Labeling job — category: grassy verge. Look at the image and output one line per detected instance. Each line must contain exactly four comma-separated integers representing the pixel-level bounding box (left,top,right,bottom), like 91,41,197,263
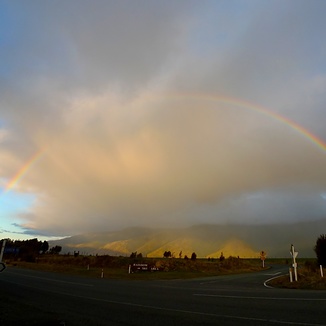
267,262,326,290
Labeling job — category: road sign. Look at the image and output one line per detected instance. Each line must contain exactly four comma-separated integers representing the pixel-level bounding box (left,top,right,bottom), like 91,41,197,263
130,263,160,272
260,251,267,268
0,262,6,272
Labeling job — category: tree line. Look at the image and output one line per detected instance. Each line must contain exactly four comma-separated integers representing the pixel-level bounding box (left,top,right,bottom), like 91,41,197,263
129,234,326,266
0,238,62,262
2,234,326,266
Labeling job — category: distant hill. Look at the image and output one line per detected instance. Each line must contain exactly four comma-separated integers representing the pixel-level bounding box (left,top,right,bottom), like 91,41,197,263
49,220,326,258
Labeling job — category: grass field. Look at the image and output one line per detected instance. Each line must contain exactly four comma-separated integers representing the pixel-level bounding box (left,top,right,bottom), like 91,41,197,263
6,255,268,280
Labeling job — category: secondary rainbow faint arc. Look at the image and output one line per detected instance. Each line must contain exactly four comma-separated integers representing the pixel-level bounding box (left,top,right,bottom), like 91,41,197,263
167,92,326,153
3,149,45,194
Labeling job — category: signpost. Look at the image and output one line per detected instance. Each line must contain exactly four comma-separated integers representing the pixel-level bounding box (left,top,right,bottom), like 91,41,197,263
0,239,6,272
129,263,160,273
290,244,298,282
0,239,6,262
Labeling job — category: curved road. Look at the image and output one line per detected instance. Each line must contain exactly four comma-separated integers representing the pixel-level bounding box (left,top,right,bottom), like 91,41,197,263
1,264,326,325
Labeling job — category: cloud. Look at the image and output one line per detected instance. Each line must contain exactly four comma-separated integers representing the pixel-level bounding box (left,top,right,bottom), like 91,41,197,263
1,1,326,237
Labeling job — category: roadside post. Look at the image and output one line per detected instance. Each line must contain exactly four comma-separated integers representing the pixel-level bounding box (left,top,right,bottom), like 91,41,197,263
320,265,324,278
0,239,6,262
290,244,298,282
260,251,266,268
0,239,7,273
289,268,293,282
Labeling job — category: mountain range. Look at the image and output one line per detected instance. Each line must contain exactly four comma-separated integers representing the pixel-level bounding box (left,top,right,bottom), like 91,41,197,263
49,220,326,258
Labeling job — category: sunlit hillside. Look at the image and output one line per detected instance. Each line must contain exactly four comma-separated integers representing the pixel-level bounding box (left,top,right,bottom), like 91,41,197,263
48,221,326,258
207,238,260,259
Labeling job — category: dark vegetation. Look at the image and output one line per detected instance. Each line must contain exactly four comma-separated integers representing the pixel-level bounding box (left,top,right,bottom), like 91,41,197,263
1,238,56,262
314,234,326,267
4,252,265,280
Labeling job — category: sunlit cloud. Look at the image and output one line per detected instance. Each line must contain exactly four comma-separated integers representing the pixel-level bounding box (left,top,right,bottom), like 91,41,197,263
1,0,326,238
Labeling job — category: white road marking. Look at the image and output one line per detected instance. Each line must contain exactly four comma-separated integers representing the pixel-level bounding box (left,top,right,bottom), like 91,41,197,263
194,293,326,301
3,277,325,326
39,290,326,326
264,272,282,276
264,273,287,288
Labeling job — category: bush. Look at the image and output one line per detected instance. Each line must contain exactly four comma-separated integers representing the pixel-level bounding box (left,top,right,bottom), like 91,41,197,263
314,234,326,267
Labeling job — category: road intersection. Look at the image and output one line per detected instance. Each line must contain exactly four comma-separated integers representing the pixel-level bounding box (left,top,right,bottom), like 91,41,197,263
1,264,325,325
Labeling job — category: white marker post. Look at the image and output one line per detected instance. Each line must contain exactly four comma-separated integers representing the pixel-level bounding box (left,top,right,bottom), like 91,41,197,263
260,251,266,268
290,244,298,282
320,265,324,278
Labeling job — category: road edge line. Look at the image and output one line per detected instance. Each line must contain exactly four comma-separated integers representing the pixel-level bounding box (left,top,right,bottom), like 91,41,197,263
264,274,288,288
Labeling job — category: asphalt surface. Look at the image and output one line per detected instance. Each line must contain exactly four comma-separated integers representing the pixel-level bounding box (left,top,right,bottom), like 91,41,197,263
1,264,326,325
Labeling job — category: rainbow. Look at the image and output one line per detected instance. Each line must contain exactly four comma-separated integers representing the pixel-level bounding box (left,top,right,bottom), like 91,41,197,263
166,93,326,152
1,94,325,196
2,149,44,194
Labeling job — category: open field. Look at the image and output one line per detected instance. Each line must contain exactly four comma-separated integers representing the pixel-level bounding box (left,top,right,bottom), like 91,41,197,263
5,255,268,280
5,255,326,288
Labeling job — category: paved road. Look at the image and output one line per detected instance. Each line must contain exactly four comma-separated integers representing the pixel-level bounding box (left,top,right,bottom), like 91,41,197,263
1,264,326,325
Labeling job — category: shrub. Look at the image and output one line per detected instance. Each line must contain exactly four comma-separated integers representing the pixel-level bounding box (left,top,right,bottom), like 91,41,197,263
314,234,326,267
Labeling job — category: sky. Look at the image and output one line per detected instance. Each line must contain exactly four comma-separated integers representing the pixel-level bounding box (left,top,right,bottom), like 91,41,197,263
1,0,326,240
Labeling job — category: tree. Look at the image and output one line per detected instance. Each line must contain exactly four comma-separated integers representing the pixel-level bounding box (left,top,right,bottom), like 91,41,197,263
49,245,62,255
40,241,49,254
130,251,137,258
191,252,197,260
314,234,326,266
163,251,172,258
